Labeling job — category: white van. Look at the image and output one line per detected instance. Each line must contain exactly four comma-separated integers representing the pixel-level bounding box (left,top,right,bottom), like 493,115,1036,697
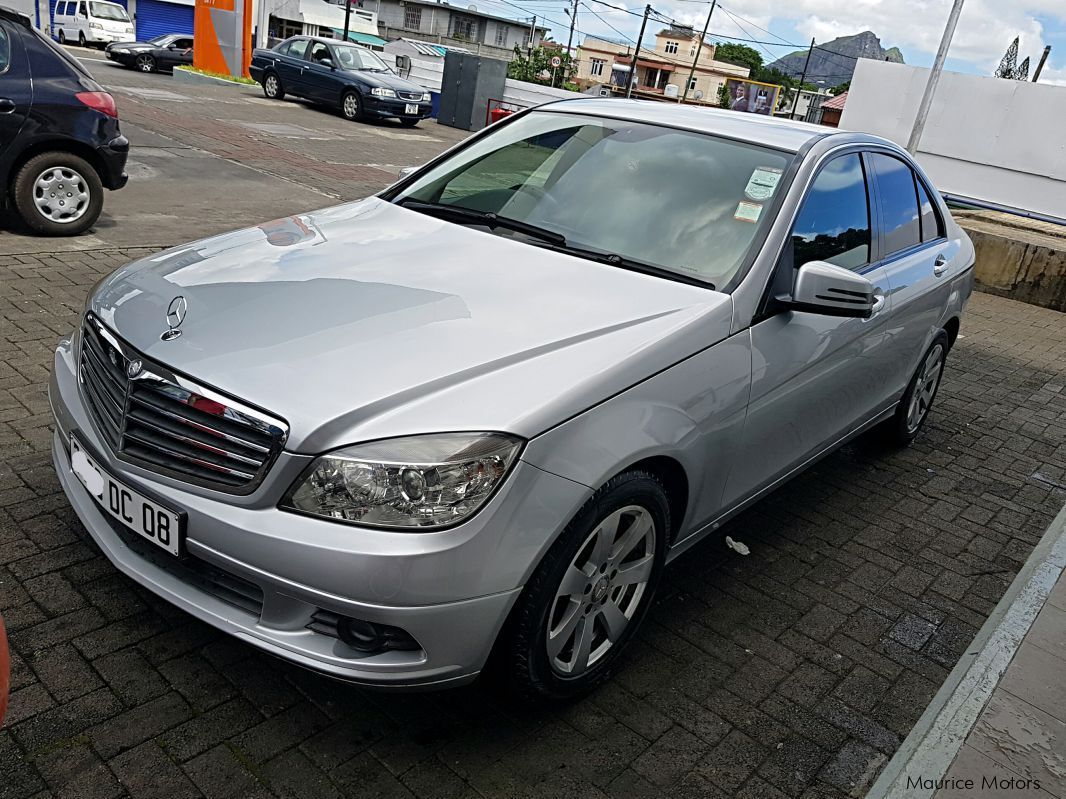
53,0,134,47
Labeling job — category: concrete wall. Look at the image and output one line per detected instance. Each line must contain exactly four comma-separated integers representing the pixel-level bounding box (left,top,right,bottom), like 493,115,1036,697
841,60,1066,221
956,211,1066,312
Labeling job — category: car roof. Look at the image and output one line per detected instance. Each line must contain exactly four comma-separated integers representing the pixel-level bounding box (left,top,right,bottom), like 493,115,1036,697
539,98,840,154
0,5,32,25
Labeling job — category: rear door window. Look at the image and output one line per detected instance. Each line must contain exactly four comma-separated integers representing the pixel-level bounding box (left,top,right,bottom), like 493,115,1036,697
870,153,921,256
915,179,943,242
790,153,871,271
287,38,309,60
0,25,9,74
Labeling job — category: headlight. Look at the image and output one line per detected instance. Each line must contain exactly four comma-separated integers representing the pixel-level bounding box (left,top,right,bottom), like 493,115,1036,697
370,87,397,98
114,47,129,53
281,432,523,529
89,21,103,28
421,92,431,101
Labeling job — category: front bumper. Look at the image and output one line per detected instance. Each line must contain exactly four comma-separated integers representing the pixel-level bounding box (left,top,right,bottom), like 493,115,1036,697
363,96,433,120
49,335,589,687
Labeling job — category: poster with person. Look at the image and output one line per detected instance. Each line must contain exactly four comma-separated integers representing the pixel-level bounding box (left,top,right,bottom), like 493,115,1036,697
725,78,781,116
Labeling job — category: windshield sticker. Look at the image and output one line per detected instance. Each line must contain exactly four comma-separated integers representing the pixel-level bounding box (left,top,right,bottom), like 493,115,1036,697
734,201,763,223
744,167,783,201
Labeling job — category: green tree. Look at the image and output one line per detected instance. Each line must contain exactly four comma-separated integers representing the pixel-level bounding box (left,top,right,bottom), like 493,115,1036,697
508,46,575,89
713,42,763,73
829,80,850,95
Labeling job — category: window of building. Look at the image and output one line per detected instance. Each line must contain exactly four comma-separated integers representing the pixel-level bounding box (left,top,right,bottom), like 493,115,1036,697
403,5,421,30
451,15,477,40
278,19,303,40
590,58,605,77
664,40,678,54
791,153,871,271
688,76,697,92
869,153,921,256
690,43,697,56
495,25,506,46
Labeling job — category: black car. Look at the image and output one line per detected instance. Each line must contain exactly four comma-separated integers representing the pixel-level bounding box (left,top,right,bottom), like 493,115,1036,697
105,33,193,73
0,6,127,235
250,36,432,126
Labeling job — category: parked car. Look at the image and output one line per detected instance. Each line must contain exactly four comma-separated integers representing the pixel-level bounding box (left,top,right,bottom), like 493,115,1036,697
249,35,432,126
53,0,133,48
49,100,974,698
0,6,128,235
104,33,193,72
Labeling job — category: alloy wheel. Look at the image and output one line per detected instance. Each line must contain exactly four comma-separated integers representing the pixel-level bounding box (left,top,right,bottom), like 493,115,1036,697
545,505,656,676
265,75,279,97
136,54,154,72
906,343,944,433
343,92,360,120
32,166,90,224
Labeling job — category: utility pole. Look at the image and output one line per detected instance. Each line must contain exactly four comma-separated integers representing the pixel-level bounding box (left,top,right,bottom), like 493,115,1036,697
342,0,352,42
681,0,715,103
528,15,537,54
626,4,651,98
565,0,578,57
1033,45,1051,81
907,0,965,152
789,38,814,120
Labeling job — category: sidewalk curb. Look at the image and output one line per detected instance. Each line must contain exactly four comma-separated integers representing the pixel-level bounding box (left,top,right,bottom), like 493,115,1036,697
866,499,1066,799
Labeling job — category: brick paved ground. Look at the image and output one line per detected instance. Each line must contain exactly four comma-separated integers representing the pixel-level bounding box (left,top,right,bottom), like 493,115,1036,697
2,241,1064,798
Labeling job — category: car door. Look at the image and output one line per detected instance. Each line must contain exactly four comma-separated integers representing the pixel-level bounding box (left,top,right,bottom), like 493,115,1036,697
277,38,310,97
173,37,194,66
0,21,31,162
866,152,961,398
302,41,337,103
722,150,896,508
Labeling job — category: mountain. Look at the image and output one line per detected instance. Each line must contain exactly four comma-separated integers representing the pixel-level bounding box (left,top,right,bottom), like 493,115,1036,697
767,31,904,86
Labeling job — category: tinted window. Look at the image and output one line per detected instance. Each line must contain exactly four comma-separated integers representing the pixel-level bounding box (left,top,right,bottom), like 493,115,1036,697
399,112,793,287
915,179,942,242
791,154,870,271
54,1,65,15
871,154,921,255
174,38,193,49
78,1,87,16
287,38,309,59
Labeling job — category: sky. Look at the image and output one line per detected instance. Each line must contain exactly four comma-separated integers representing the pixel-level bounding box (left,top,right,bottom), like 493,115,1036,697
467,0,1066,86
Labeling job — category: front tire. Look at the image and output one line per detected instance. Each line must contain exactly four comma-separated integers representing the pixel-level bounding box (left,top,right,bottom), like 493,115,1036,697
78,31,86,47
58,30,66,44
135,53,156,72
262,71,285,100
881,330,949,447
12,152,103,236
501,470,669,701
341,90,363,121
399,118,420,127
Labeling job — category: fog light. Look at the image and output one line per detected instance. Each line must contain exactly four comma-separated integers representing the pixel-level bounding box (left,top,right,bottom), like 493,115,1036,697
308,609,421,654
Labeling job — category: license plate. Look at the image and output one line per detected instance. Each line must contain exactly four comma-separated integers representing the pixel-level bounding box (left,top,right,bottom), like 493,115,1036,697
69,434,182,556
405,103,419,115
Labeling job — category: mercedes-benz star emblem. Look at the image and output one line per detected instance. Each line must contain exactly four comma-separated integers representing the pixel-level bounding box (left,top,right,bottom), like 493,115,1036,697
161,296,187,341
126,359,143,379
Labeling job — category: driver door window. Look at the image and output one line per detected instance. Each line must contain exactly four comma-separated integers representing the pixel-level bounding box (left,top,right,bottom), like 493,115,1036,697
308,42,331,65
790,153,871,271
78,1,87,16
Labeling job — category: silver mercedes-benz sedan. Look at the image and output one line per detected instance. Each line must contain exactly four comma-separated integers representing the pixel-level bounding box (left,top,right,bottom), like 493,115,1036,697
50,100,974,698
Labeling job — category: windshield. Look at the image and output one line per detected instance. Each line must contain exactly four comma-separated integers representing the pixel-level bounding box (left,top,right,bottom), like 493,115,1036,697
394,112,793,287
332,43,389,71
89,2,130,20
149,34,173,45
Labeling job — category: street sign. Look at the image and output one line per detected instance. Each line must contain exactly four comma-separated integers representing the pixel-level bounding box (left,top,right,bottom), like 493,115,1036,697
550,56,562,67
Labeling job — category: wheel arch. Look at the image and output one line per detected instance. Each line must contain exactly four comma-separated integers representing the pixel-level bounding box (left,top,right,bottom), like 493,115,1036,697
6,139,106,196
943,316,960,349
607,455,689,544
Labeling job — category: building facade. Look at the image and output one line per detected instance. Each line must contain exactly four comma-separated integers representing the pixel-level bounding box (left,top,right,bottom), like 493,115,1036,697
574,28,748,101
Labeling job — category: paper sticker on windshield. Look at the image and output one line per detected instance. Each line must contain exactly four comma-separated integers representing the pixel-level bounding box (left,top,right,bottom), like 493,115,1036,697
745,167,783,201
734,201,763,223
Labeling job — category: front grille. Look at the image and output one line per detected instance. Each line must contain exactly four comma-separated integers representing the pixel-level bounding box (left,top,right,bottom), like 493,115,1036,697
106,514,264,617
79,314,287,493
396,90,424,102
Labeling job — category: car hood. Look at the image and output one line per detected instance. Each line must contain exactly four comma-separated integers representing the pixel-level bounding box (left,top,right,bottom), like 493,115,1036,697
88,198,732,453
348,69,426,93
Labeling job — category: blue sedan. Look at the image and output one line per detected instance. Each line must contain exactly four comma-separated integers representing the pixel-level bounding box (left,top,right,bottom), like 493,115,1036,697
250,36,433,126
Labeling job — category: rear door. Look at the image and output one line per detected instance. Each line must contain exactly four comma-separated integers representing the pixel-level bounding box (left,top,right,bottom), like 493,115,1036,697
0,21,31,163
277,37,310,96
722,150,896,508
866,152,959,399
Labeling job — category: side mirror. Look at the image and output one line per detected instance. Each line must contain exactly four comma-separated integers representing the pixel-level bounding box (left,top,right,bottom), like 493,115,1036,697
321,58,334,69
398,166,419,179
789,261,877,318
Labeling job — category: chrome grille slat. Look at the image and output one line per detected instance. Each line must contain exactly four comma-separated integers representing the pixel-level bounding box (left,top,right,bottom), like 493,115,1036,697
78,315,286,494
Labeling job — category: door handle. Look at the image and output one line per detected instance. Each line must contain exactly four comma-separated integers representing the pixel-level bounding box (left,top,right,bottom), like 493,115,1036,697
933,254,948,276
0,98,15,114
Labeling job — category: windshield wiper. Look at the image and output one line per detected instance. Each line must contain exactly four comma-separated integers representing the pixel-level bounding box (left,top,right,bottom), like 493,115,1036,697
396,199,567,246
541,243,715,290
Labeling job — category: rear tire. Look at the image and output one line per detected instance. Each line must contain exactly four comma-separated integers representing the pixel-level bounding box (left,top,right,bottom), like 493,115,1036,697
12,151,103,236
880,330,949,447
500,470,669,701
58,30,66,44
135,53,156,72
262,71,284,100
